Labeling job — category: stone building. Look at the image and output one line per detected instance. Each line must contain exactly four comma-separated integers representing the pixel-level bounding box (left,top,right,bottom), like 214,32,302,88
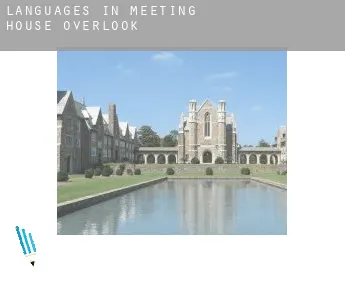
275,126,287,164
177,99,237,164
57,90,140,173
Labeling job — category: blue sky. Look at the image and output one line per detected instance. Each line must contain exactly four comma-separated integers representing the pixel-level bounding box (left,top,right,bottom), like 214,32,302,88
57,51,286,146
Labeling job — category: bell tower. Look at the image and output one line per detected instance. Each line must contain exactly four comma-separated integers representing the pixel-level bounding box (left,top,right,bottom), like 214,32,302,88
217,100,226,160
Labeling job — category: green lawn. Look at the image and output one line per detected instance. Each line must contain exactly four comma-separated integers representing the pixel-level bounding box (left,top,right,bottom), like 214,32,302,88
57,173,164,203
58,170,286,204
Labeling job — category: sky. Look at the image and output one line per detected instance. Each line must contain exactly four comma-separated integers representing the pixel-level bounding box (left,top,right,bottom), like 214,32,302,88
57,50,286,146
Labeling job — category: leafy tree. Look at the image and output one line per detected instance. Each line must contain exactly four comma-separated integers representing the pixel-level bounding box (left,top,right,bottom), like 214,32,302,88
138,125,161,147
162,134,176,147
161,129,178,147
257,139,270,147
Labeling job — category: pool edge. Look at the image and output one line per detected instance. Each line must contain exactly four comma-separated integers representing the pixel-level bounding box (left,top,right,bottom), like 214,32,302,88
57,176,167,218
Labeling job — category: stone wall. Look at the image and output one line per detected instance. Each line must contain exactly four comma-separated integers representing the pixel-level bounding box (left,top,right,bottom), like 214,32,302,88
109,163,285,174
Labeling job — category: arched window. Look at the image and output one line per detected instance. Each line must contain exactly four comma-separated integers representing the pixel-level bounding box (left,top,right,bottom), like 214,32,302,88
204,112,210,137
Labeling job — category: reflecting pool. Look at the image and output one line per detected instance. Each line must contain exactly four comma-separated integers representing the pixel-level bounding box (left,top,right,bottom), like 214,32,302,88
57,179,287,235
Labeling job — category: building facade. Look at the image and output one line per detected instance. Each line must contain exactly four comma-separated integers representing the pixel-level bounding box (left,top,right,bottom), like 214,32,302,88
275,126,287,164
177,100,237,164
57,91,140,173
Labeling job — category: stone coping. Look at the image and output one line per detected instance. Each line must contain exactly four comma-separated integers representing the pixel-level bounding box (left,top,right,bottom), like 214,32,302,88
57,176,167,218
169,176,287,190
250,177,287,190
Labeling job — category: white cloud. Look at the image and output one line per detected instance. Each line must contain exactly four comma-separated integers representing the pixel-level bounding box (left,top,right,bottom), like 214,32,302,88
114,63,133,74
152,52,183,64
250,105,262,111
206,71,237,81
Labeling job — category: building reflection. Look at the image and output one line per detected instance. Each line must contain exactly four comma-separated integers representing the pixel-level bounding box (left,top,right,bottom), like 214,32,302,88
177,180,236,235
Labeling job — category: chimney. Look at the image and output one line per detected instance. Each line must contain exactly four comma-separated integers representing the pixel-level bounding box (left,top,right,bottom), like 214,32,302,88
108,104,118,136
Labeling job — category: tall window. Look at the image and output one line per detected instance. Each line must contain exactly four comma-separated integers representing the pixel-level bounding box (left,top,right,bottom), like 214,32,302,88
204,112,211,137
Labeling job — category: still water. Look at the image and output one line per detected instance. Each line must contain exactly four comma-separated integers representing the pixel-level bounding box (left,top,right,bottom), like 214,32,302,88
57,179,287,235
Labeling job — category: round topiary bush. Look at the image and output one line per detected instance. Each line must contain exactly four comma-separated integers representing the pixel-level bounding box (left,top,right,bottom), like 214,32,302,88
102,166,112,177
215,157,224,164
281,170,287,175
166,167,175,175
94,167,102,176
191,157,200,164
134,168,141,175
205,167,213,175
85,169,94,179
116,168,123,176
127,168,133,175
241,167,251,175
277,170,281,175
57,171,69,182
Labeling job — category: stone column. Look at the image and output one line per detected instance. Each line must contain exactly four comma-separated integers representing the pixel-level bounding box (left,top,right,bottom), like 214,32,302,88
257,154,261,164
144,154,147,164
246,154,250,164
154,154,158,164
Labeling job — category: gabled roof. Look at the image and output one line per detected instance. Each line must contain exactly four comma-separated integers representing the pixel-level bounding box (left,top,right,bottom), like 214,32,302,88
119,122,129,137
86,107,101,125
57,90,72,114
129,126,136,139
103,114,109,124
197,99,216,112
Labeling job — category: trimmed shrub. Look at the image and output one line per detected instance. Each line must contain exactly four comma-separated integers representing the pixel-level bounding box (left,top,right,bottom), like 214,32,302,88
277,170,281,175
57,171,69,182
85,169,94,179
134,168,141,175
127,168,133,175
115,168,123,176
94,167,102,176
166,167,175,175
119,163,126,172
191,157,200,164
215,157,224,164
241,167,251,175
102,166,112,177
205,167,213,175
281,170,287,175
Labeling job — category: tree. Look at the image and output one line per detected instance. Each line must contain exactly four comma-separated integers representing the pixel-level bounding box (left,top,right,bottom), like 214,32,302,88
257,139,270,147
161,129,178,147
138,126,161,147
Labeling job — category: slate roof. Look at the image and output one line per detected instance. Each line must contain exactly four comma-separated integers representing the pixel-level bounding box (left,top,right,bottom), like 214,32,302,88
119,122,128,137
86,107,101,125
138,147,178,152
57,90,71,115
239,147,281,152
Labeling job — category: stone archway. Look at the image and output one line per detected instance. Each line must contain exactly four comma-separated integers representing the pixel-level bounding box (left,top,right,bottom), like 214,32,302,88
270,154,278,165
137,154,145,164
157,154,166,164
249,154,257,164
239,154,247,164
168,154,177,164
147,154,155,164
259,154,268,164
203,151,212,163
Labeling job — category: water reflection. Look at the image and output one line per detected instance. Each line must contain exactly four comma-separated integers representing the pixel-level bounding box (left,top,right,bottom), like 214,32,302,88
57,179,287,235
